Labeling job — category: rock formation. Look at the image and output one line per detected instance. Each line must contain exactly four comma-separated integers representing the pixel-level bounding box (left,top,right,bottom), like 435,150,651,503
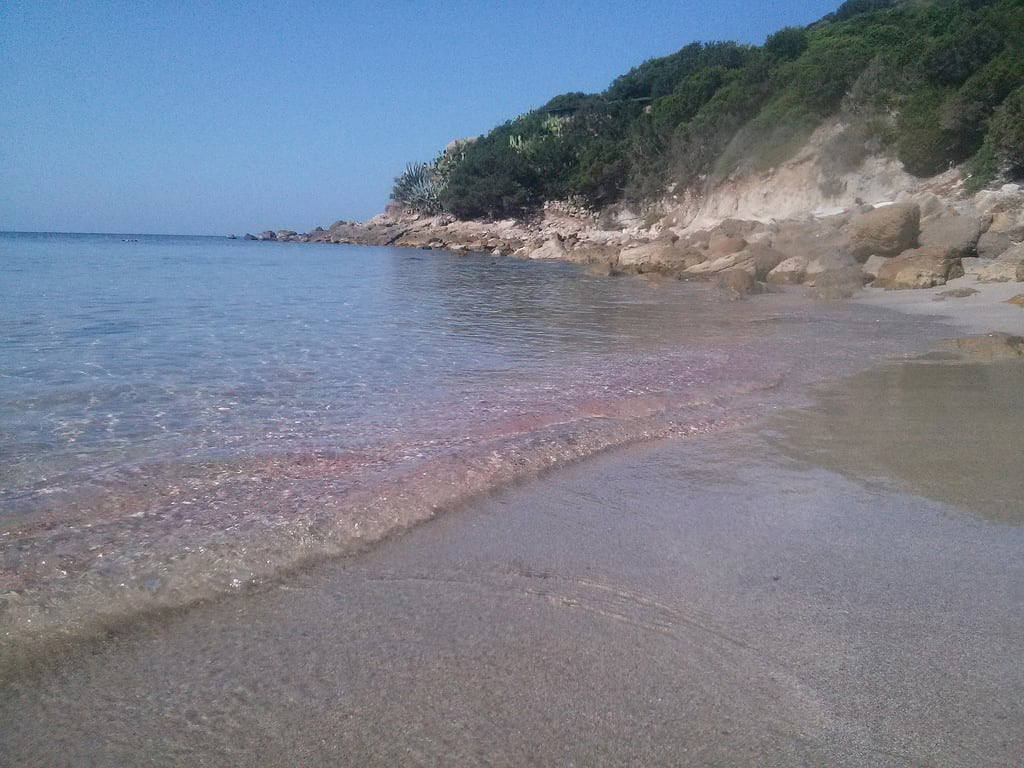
252,177,1024,295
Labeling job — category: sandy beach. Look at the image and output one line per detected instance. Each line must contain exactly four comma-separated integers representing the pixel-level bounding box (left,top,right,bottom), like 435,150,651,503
6,0,1024,764
2,276,1021,767
858,275,1024,336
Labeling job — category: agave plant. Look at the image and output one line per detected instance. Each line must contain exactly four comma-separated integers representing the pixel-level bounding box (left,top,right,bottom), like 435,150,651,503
391,161,443,213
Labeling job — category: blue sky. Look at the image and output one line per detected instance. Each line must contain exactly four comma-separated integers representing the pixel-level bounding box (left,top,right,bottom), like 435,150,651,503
1,1,839,235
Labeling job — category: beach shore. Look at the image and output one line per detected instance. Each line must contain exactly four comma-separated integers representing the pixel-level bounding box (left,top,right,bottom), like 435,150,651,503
857,274,1024,336
2,269,1021,766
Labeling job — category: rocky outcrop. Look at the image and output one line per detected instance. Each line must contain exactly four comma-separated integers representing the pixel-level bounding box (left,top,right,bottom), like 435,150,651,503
250,157,1024,298
527,236,570,261
804,250,860,282
706,233,747,256
873,247,964,290
976,231,1013,260
990,209,1024,239
683,243,785,280
617,242,705,273
766,255,811,285
918,213,984,258
976,259,1024,283
974,184,1024,220
843,203,920,260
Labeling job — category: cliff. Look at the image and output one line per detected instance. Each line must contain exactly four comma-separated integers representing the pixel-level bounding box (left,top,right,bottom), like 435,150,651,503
253,0,1024,294
258,116,1024,297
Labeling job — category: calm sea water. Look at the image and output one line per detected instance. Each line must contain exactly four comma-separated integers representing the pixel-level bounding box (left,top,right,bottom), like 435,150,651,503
0,231,941,654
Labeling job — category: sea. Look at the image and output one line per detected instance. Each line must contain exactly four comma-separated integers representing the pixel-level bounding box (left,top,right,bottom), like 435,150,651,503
0,231,944,656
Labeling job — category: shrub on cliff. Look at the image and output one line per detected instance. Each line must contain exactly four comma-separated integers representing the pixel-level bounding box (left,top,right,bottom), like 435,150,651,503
401,0,1024,220
390,162,443,213
940,49,1024,158
831,0,898,22
763,27,809,61
897,89,962,176
987,84,1024,175
440,136,544,219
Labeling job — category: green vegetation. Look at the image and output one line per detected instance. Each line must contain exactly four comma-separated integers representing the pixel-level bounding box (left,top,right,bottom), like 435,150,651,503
391,162,443,213
392,0,1024,219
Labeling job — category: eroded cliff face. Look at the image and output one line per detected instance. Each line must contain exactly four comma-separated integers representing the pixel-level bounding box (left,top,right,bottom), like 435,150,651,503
655,121,918,229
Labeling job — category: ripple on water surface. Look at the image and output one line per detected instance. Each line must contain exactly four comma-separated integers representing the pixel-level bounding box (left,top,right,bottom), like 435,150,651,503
0,232,945,658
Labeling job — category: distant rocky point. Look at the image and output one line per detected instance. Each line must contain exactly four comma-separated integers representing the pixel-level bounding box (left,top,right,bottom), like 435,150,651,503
251,177,1024,295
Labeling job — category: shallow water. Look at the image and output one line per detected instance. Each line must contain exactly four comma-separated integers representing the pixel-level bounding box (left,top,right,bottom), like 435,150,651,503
771,359,1024,523
0,231,944,654
3,365,1021,766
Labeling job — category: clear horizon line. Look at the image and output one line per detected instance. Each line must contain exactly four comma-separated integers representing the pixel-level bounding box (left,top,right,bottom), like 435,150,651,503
0,229,236,238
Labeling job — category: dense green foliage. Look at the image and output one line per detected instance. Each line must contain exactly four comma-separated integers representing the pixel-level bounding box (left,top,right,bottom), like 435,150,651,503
393,0,1024,219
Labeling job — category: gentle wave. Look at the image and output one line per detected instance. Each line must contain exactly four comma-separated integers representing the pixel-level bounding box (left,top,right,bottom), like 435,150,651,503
0,234,948,668
0,380,781,667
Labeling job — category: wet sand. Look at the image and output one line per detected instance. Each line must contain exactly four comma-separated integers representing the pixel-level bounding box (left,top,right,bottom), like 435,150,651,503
2,355,1022,766
857,275,1024,336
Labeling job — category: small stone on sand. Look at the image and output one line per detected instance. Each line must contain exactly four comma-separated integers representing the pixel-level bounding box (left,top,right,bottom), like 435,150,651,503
934,287,979,301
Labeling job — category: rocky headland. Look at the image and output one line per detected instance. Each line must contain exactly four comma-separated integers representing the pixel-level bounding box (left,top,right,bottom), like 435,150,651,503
248,0,1024,307
249,171,1024,302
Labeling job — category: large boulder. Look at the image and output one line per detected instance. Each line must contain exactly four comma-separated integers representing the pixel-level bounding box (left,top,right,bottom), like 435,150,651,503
716,218,765,238
873,247,964,289
973,184,1024,218
918,214,984,258
907,191,946,218
615,242,657,269
617,242,702,272
804,250,860,283
804,250,866,297
570,243,620,266
862,255,888,279
960,257,984,277
741,243,788,280
766,255,811,285
770,220,835,268
679,229,712,250
257,230,277,241
843,203,920,260
976,230,1013,260
976,259,1024,283
684,243,785,280
395,228,440,249
528,236,570,261
808,268,866,300
716,268,762,297
988,208,1024,239
706,232,747,256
